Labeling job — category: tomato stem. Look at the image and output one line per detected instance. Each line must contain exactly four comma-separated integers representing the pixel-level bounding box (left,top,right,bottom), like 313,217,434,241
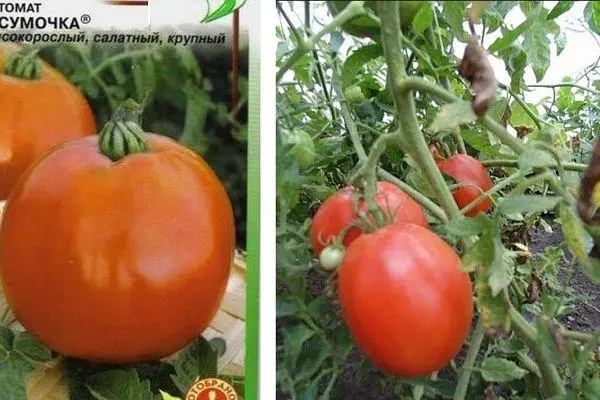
99,99,150,161
4,49,41,80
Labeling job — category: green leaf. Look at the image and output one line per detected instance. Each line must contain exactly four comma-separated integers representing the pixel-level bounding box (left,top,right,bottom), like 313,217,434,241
585,1,600,34
480,357,528,382
522,19,551,82
497,195,561,215
442,1,469,42
489,246,513,296
328,31,344,52
518,148,555,171
555,31,567,56
282,324,315,371
13,332,52,364
86,369,153,400
547,1,574,19
340,44,383,87
559,203,590,261
276,298,298,318
429,101,477,132
509,101,538,132
445,214,493,237
169,338,218,393
583,378,600,400
0,326,14,354
461,230,495,273
0,354,33,400
160,391,181,400
412,4,433,34
488,15,538,53
556,85,574,110
487,97,509,123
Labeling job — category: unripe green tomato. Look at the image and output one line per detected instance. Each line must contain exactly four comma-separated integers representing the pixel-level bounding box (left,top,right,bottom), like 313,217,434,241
345,86,366,104
288,130,316,169
320,246,345,270
326,1,427,38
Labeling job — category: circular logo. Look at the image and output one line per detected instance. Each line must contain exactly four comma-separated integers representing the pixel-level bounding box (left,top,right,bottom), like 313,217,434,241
185,378,239,400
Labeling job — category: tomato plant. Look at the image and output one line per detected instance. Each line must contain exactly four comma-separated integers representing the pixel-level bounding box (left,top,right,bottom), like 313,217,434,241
338,223,473,377
310,181,429,254
277,1,600,399
0,44,96,199
438,154,493,217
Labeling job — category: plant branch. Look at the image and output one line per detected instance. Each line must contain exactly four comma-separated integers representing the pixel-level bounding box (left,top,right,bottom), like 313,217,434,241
453,320,485,400
378,3,462,223
276,1,366,82
377,169,448,222
481,159,587,172
509,308,566,397
527,83,600,97
460,171,524,215
573,329,600,392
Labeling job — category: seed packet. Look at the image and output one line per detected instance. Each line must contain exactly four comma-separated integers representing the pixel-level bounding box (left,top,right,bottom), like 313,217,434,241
0,1,258,399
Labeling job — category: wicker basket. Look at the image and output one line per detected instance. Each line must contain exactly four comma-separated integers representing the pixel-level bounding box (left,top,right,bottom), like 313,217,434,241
0,201,246,398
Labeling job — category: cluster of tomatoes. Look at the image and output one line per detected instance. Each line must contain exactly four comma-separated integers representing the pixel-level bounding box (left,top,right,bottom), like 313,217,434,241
0,45,235,364
310,151,493,377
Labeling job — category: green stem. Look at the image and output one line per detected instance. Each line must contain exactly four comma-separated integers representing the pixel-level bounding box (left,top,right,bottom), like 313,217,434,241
98,99,150,161
501,84,544,130
527,82,600,96
348,134,396,185
378,3,462,224
460,171,524,215
508,308,566,397
377,169,448,223
517,351,542,378
90,48,156,78
276,1,366,82
4,49,41,80
0,307,10,325
562,329,593,342
453,320,485,400
573,329,600,391
481,159,588,172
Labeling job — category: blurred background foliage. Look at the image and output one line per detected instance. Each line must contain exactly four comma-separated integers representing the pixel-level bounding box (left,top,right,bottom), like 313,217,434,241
35,42,249,248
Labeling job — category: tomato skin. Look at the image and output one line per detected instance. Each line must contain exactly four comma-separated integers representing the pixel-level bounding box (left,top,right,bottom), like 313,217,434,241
437,154,493,217
0,44,96,199
338,224,473,377
319,246,345,271
0,135,235,363
310,181,429,255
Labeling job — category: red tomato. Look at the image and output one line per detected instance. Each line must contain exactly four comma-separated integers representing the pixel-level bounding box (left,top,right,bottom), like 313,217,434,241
437,154,493,217
338,224,473,377
0,134,235,363
310,181,429,254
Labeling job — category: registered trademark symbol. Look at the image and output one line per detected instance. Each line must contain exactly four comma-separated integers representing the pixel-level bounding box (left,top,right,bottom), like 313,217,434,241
81,14,91,24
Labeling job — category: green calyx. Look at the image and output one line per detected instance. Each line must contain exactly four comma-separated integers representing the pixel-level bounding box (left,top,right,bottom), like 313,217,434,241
4,50,42,80
99,99,150,161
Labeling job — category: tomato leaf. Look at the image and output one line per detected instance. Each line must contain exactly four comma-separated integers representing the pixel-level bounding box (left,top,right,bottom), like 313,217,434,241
159,391,181,400
341,44,383,87
559,203,591,261
585,1,600,35
547,1,574,20
517,148,555,171
281,324,315,372
429,101,477,133
583,378,600,400
461,230,495,273
496,195,561,215
488,14,538,53
412,4,433,34
169,338,218,394
86,369,153,400
0,326,15,356
442,1,469,42
480,357,528,382
445,213,493,237
13,332,52,365
522,18,551,82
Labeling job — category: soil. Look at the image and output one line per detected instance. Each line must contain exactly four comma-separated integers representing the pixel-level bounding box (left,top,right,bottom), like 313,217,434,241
277,216,600,399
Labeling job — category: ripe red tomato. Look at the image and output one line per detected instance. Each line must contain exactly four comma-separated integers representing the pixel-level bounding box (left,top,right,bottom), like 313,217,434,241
310,181,429,254
0,44,96,199
338,224,473,377
437,154,493,217
0,133,235,363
